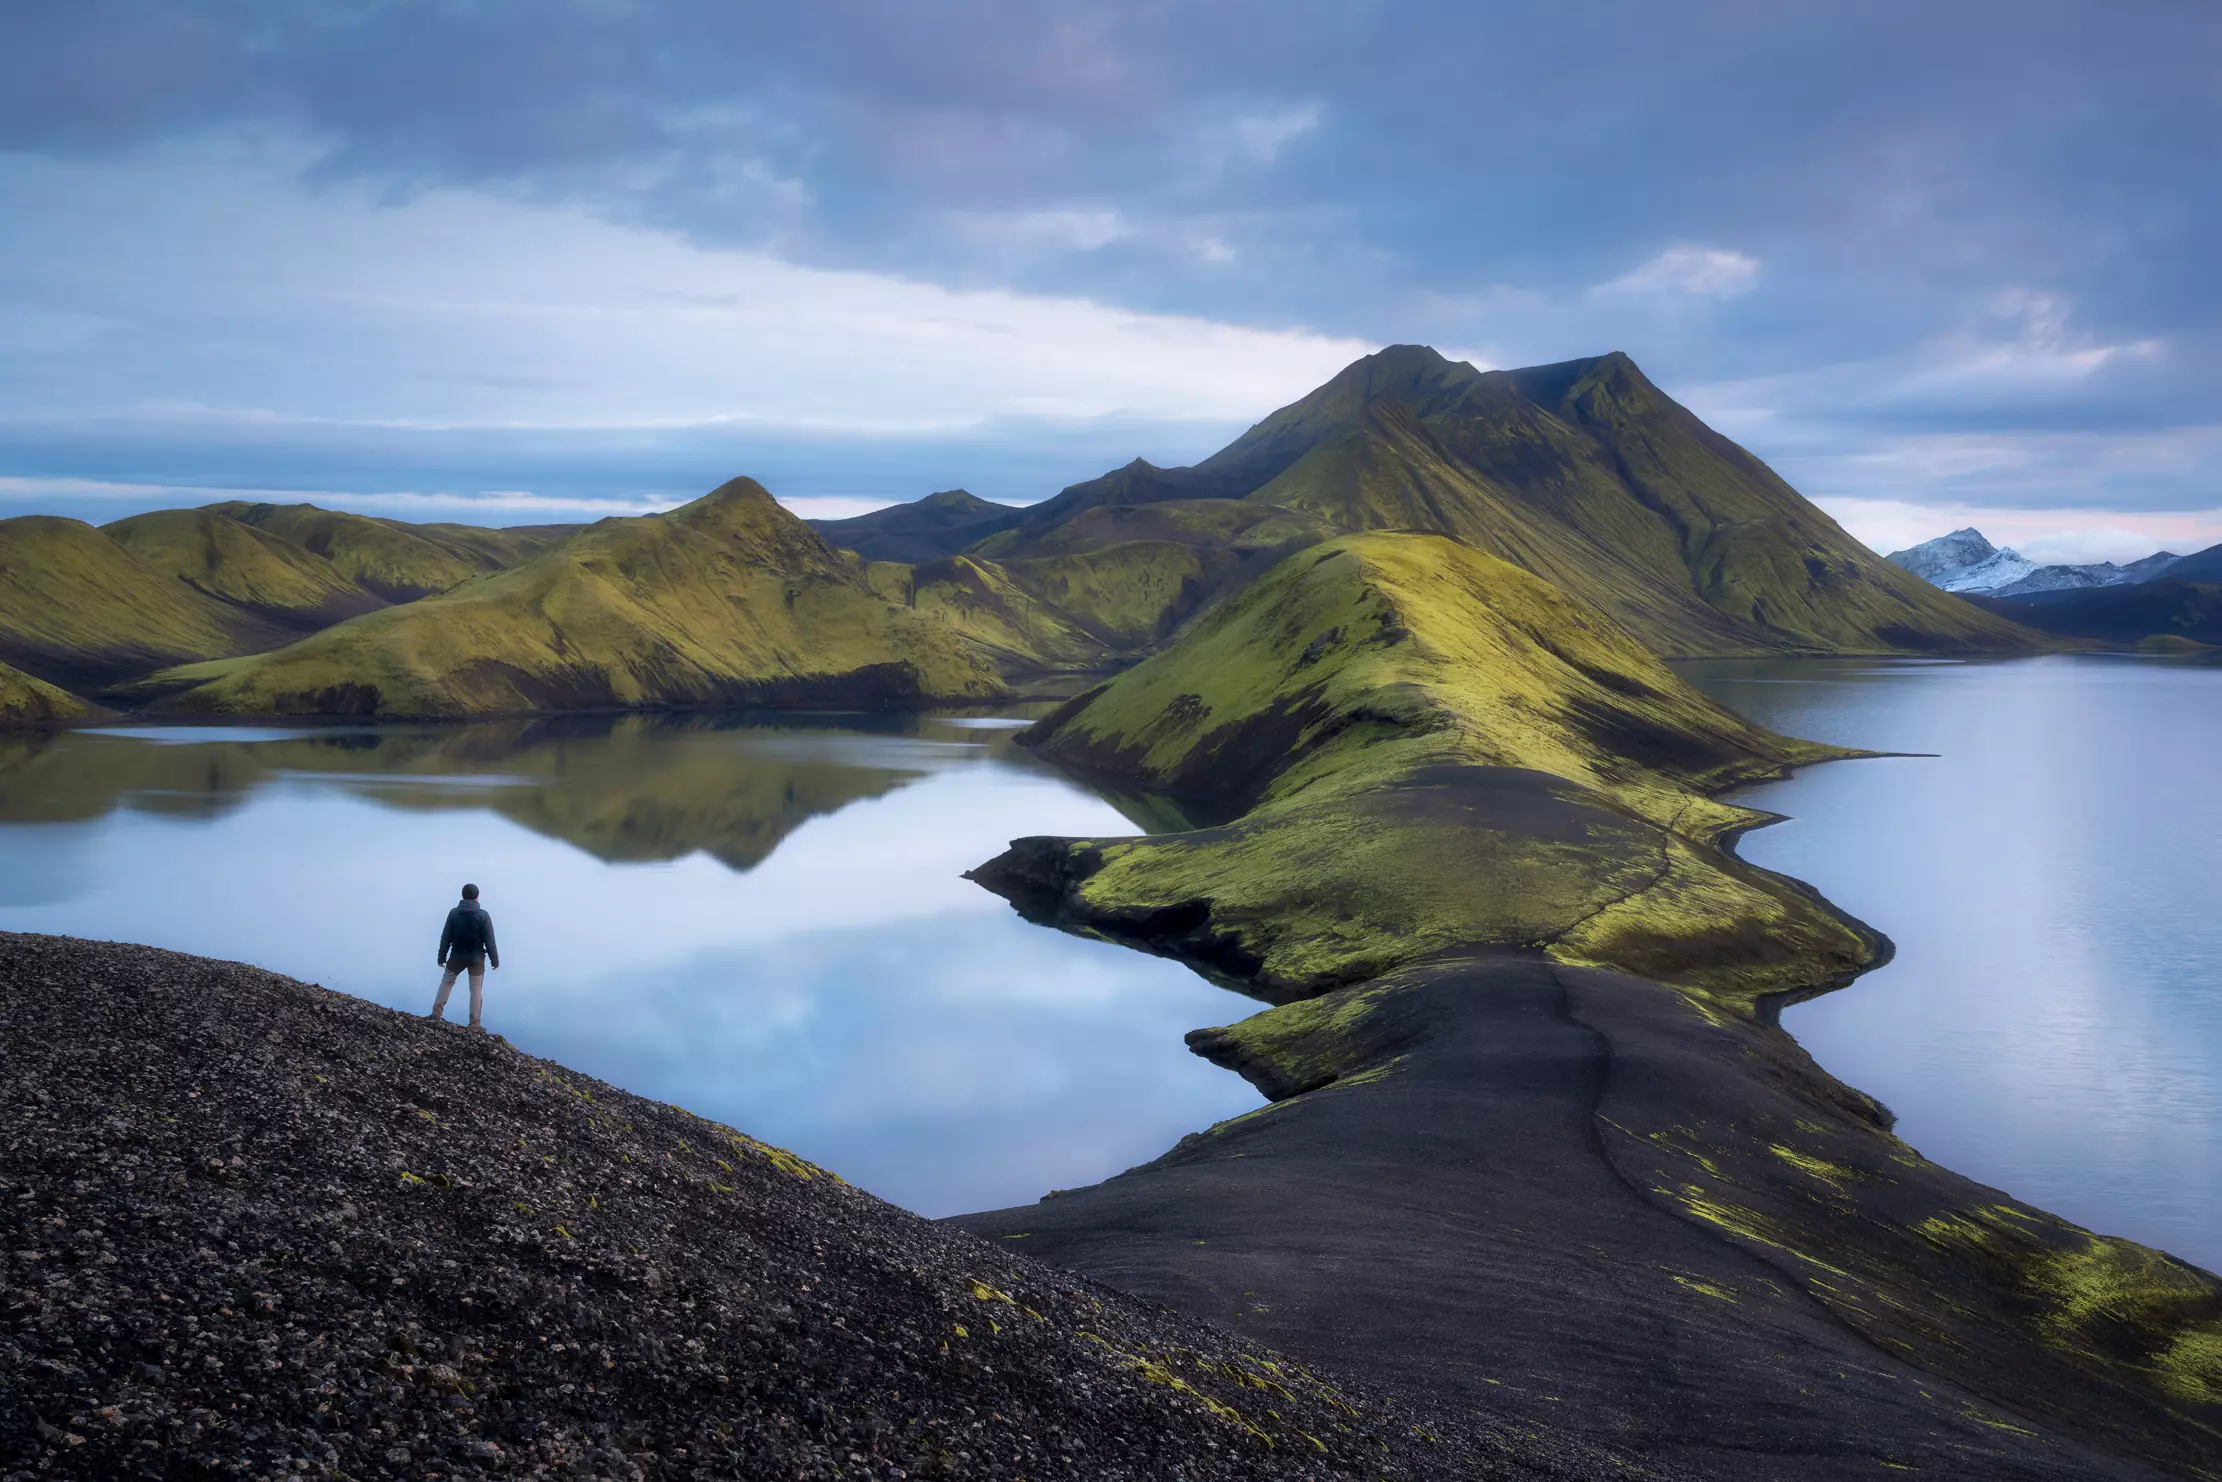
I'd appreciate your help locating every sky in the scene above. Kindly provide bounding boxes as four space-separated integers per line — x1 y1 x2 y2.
3 1 2218 562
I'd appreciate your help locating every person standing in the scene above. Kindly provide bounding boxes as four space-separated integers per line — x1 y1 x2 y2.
431 883 501 1030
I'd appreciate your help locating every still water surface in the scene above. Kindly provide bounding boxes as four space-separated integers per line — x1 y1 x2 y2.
0 711 1262 1217
1683 656 2222 1273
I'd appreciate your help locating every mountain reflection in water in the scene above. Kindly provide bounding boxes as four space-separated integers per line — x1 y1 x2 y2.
0 710 1261 1215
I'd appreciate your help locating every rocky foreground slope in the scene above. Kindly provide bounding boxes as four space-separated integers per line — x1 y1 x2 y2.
0 932 1652 1482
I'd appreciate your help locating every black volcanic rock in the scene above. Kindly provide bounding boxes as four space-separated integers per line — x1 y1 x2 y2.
809 490 1026 564
0 931 1649 1482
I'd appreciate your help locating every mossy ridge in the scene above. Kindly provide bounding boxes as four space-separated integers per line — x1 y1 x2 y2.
1024 530 1842 837
981 531 1872 1006
0 514 292 693
103 507 388 630
156 479 1010 719
204 500 574 602
873 554 1114 673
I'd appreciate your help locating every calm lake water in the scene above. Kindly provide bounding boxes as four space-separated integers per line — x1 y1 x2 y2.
0 710 1262 1217
1682 656 2222 1274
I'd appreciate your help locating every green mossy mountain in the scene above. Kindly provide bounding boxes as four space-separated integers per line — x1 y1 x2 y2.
158 479 1008 718
0 515 294 692
204 501 576 601
973 531 1876 1005
809 488 1025 563
986 347 2036 658
103 507 388 630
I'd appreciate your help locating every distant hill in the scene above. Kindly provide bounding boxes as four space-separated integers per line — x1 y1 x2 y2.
979 347 2034 657
203 501 576 601
808 489 1025 563
0 515 297 693
103 508 387 631
1969 579 2222 648
0 501 587 715
158 478 1007 718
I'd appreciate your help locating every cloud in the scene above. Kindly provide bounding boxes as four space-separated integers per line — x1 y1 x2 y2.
1593 246 1762 301
1223 103 1323 167
1889 290 2165 395
2 1 2218 540
0 145 1372 438
0 476 681 523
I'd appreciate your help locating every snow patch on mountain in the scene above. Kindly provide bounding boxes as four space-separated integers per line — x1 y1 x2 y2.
1887 529 2037 593
1887 528 2181 596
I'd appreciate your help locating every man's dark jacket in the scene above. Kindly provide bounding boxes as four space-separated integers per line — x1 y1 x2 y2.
438 902 499 969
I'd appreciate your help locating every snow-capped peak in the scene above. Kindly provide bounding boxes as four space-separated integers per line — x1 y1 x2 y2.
1886 528 2186 597
1886 529 2037 594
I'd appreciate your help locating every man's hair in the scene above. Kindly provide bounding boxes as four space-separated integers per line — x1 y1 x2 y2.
461 883 479 900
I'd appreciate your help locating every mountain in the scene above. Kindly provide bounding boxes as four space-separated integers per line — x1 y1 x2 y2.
1886 528 2039 593
103 507 388 630
203 501 576 601
2162 539 2222 584
808 489 1025 563
981 347 2033 657
156 478 1007 718
1993 549 2183 596
1887 526 2182 597
1970 578 2222 648
0 515 296 692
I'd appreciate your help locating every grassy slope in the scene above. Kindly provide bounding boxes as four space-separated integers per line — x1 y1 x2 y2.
159 479 1007 718
204 502 572 601
0 515 289 692
982 531 1875 1004
103 507 388 629
984 347 2036 659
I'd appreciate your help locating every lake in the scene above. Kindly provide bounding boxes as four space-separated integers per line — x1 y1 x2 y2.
0 710 1263 1218
6 660 2214 1268
1682 655 2222 1274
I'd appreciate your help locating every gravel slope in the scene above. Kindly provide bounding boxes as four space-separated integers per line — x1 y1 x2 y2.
0 932 1653 1482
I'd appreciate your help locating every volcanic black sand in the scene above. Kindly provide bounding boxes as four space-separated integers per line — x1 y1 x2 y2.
953 952 2222 1480
0 932 1661 1482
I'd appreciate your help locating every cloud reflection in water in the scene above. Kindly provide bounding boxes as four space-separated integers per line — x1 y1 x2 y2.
0 712 1264 1215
